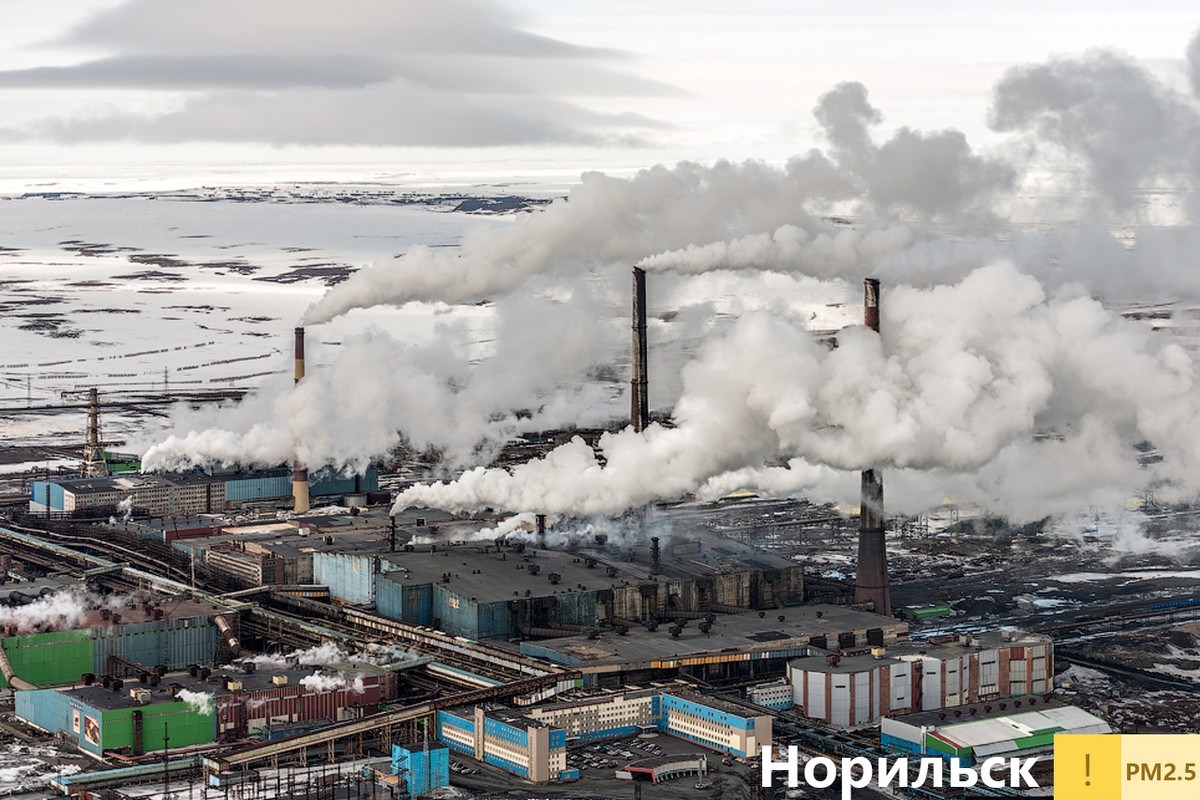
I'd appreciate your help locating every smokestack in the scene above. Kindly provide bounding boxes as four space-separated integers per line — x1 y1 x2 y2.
631 267 649 432
650 536 661 575
536 514 547 549
292 327 310 514
855 278 890 616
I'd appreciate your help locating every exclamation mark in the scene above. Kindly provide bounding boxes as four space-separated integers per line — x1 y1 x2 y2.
1086 753 1091 786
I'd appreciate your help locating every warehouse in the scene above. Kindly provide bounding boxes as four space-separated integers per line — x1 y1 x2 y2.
30 467 379 517
521 604 906 688
15 661 398 757
787 629 1053 726
881 697 1111 766
0 590 227 689
370 533 806 640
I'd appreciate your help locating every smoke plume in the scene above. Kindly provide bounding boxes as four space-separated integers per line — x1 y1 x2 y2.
144 29 1200 526
299 671 365 693
177 689 214 715
394 262 1200 519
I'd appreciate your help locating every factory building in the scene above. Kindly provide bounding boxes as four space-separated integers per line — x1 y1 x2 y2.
354 536 804 640
16 662 398 758
437 689 771 783
0 593 226 690
521 604 907 689
437 707 565 783
392 741 450 795
747 679 794 710
881 698 1111 766
172 514 810 641
787 630 1053 726
30 467 379 517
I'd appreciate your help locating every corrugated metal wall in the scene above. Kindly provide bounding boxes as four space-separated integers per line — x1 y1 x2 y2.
225 475 291 503
475 600 512 640
376 574 432 625
15 688 71 737
50 484 65 510
310 469 378 497
91 618 219 674
103 702 215 752
553 592 600 628
432 588 477 639
2 630 92 688
313 553 377 604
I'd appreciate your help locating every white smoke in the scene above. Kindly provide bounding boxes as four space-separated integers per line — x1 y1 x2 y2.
299 671 365 693
393 262 1200 519
241 641 350 670
141 288 624 472
0 588 135 635
107 496 134 526
141 30 1200 531
177 689 214 715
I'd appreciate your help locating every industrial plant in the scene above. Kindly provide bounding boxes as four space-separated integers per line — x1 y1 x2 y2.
0 272 1194 800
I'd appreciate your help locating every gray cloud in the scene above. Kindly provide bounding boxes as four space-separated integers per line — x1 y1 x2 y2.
989 49 1200 209
1 0 677 147
0 56 393 91
7 82 667 147
814 82 1016 219
1188 28 1200 97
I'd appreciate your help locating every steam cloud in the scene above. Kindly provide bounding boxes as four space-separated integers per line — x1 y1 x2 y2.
0 588 137 635
177 689 215 715
145 31 1200 525
241 641 350 669
300 671 366 693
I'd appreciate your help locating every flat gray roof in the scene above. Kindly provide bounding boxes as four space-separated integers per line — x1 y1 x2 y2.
63 663 390 711
527 605 906 666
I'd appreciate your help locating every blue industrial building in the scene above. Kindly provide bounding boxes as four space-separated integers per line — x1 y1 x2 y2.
31 468 378 517
435 689 772 783
392 740 450 796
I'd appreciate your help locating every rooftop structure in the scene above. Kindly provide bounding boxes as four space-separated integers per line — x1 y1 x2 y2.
523 604 904 664
883 697 1111 767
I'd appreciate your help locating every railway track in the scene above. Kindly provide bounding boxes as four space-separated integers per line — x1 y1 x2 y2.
1055 650 1200 693
0 517 189 583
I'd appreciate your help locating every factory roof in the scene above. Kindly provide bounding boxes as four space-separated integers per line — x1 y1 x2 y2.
788 629 1049 674
788 653 901 674
49 472 225 496
892 696 1070 730
62 663 391 711
901 629 1051 659
524 605 906 667
380 544 661 603
891 699 1110 752
664 689 767 719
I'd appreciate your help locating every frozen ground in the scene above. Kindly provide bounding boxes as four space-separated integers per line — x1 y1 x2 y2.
0 187 534 463
0 184 861 476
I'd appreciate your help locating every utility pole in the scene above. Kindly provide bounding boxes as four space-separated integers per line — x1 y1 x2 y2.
163 721 170 800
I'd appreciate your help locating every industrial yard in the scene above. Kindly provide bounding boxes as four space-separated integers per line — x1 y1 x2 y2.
0 285 1196 797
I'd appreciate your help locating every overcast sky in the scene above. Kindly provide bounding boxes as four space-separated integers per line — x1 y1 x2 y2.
1 0 1198 184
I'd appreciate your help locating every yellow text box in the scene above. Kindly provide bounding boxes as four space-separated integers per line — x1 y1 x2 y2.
1055 735 1200 800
